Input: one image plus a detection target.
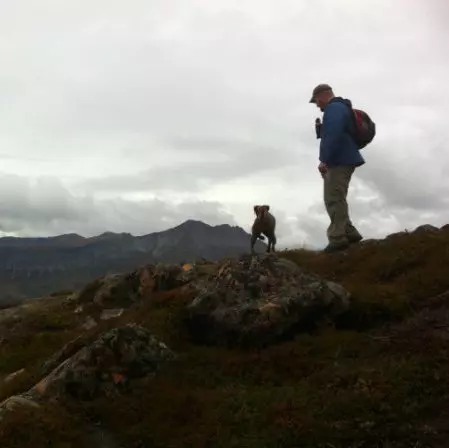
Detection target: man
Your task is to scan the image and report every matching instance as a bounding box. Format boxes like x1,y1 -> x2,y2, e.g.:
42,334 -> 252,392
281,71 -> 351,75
309,83 -> 364,253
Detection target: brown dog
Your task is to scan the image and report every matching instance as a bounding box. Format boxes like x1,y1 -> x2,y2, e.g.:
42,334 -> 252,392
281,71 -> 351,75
251,205 -> 277,254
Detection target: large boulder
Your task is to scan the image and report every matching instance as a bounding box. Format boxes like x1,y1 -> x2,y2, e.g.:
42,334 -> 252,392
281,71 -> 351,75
185,254 -> 350,347
73,272 -> 140,307
73,264 -> 196,308
0,393 -> 40,422
413,224 -> 439,234
41,335 -> 91,376
32,324 -> 176,400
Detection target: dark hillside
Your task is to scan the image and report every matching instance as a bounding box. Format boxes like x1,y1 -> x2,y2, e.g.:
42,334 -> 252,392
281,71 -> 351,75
1,223 -> 449,447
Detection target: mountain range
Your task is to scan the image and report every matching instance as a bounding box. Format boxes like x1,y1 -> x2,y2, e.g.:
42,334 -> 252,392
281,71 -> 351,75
0,219 -> 266,306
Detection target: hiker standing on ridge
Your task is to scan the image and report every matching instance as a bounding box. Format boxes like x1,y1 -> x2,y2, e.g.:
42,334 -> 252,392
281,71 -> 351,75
309,83 -> 372,253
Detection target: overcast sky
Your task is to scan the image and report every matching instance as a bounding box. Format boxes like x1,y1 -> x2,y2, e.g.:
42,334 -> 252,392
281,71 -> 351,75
0,0 -> 448,248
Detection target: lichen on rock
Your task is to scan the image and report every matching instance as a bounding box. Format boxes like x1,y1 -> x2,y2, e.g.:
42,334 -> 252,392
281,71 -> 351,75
185,253 -> 350,347
32,324 -> 176,401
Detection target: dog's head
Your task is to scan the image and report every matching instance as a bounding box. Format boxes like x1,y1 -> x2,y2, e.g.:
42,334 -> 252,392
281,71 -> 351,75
253,205 -> 270,219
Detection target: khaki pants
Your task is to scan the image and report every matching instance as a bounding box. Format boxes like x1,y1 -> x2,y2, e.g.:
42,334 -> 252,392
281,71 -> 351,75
323,165 -> 361,244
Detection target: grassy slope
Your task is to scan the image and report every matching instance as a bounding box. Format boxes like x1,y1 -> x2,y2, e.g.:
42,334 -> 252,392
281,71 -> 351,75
2,228 -> 449,447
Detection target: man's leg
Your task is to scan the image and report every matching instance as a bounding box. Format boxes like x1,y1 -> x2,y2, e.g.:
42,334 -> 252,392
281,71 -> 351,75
342,169 -> 362,243
323,165 -> 360,251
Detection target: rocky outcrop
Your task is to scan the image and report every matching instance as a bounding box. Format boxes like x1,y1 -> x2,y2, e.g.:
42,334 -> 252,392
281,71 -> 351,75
75,272 -> 142,307
0,394 -> 40,422
41,335 -> 91,377
0,324 -> 175,424
3,368 -> 26,384
185,253 -> 350,347
1,253 -> 351,424
65,253 -> 351,348
413,224 -> 439,234
32,324 -> 175,400
73,263 -> 196,308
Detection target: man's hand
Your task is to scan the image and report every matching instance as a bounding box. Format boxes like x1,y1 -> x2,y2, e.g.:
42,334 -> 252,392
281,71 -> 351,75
318,162 -> 328,176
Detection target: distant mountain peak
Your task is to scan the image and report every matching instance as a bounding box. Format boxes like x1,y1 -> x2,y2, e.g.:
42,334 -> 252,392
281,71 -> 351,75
92,231 -> 133,241
53,233 -> 84,240
175,219 -> 211,229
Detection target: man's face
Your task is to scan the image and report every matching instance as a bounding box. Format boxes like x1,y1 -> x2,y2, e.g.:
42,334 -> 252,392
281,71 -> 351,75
314,92 -> 329,112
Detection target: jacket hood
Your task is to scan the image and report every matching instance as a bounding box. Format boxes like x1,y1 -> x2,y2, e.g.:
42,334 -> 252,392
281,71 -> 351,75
330,96 -> 352,108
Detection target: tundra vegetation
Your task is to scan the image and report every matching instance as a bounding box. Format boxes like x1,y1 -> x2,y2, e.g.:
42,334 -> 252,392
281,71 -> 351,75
1,224 -> 449,447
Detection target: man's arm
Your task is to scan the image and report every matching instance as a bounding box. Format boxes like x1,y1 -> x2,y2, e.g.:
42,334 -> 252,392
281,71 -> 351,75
319,102 -> 347,164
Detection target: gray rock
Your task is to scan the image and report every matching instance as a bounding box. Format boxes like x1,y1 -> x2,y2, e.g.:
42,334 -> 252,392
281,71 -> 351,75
385,231 -> 408,240
74,264 -> 194,309
413,224 -> 439,234
100,308 -> 124,321
185,253 -> 350,347
360,238 -> 382,245
92,274 -> 137,307
74,305 -> 83,314
81,316 -> 97,330
3,368 -> 26,384
31,324 -> 176,400
0,394 -> 40,422
41,335 -> 90,376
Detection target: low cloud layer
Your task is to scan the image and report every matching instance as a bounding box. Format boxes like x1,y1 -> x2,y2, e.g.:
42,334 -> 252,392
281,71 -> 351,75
0,0 -> 448,248
0,174 -> 236,237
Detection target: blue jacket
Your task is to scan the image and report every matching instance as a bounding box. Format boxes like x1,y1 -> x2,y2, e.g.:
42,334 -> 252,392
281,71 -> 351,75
319,97 -> 365,167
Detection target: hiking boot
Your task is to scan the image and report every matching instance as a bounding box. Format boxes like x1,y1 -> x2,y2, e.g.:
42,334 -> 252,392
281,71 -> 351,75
347,233 -> 363,244
323,240 -> 350,254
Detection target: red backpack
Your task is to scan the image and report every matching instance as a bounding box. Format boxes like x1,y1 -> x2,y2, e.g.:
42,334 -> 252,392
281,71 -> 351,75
349,107 -> 376,149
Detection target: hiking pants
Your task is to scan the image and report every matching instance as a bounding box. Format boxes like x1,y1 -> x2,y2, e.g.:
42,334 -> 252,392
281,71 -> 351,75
323,165 -> 361,244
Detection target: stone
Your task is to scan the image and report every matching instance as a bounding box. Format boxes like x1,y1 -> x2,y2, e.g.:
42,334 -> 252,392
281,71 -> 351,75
74,305 -> 83,314
92,273 -> 139,307
31,324 -> 176,400
81,316 -> 97,330
41,335 -> 90,376
3,368 -> 26,384
385,231 -> 408,240
138,267 -> 157,296
360,238 -> 382,246
75,264 -> 195,309
1,395 -> 40,411
150,264 -> 190,290
0,394 -> 40,422
100,308 -> 124,321
413,224 -> 439,234
185,253 -> 350,347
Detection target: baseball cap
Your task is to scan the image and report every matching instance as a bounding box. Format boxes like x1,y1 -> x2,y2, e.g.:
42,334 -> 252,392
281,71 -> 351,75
309,83 -> 332,103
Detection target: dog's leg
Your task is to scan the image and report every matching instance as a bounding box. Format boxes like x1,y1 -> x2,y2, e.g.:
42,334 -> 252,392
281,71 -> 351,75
250,233 -> 258,255
272,233 -> 277,253
265,231 -> 276,253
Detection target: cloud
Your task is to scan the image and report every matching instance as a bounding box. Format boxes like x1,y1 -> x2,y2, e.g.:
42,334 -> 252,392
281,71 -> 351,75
0,0 -> 447,248
83,138 -> 299,194
0,173 -> 235,237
